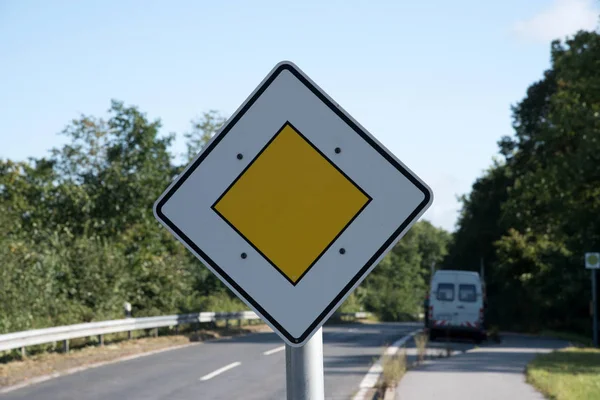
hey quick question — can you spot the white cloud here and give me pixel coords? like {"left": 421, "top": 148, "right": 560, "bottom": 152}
{"left": 512, "top": 0, "right": 599, "bottom": 42}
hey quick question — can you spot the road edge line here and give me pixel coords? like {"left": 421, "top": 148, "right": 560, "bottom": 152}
{"left": 352, "top": 328, "right": 422, "bottom": 400}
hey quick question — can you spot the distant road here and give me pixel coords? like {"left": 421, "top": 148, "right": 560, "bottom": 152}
{"left": 396, "top": 334, "right": 568, "bottom": 400}
{"left": 1, "top": 322, "right": 419, "bottom": 400}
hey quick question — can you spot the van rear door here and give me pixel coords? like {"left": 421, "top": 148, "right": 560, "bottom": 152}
{"left": 455, "top": 280, "right": 482, "bottom": 329}
{"left": 432, "top": 275, "right": 457, "bottom": 327}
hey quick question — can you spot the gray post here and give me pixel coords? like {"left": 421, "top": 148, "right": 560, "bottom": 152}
{"left": 285, "top": 328, "right": 324, "bottom": 400}
{"left": 63, "top": 339, "right": 69, "bottom": 353}
{"left": 21, "top": 346, "right": 26, "bottom": 358}
{"left": 98, "top": 334, "right": 104, "bottom": 346}
{"left": 593, "top": 269, "right": 598, "bottom": 348}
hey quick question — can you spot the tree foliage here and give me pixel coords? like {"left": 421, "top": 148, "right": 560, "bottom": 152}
{"left": 362, "top": 221, "right": 450, "bottom": 321}
{"left": 444, "top": 30, "right": 600, "bottom": 334}
{"left": 183, "top": 110, "right": 226, "bottom": 161}
{"left": 1, "top": 99, "right": 447, "bottom": 333}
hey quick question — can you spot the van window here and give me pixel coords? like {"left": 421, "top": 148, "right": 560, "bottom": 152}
{"left": 436, "top": 283, "right": 454, "bottom": 301}
{"left": 458, "top": 284, "right": 477, "bottom": 302}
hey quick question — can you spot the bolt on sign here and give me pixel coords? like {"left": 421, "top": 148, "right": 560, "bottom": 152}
{"left": 153, "top": 61, "right": 433, "bottom": 346}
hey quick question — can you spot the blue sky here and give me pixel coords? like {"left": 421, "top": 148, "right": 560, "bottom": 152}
{"left": 1, "top": 0, "right": 598, "bottom": 232}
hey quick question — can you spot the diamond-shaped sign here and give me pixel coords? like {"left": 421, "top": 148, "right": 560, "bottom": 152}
{"left": 153, "top": 61, "right": 433, "bottom": 346}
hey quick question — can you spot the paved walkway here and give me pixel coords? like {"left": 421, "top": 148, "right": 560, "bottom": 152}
{"left": 396, "top": 334, "right": 568, "bottom": 400}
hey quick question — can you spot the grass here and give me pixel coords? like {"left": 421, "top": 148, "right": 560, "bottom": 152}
{"left": 414, "top": 332, "right": 428, "bottom": 363}
{"left": 378, "top": 349, "right": 407, "bottom": 394}
{"left": 526, "top": 347, "right": 600, "bottom": 400}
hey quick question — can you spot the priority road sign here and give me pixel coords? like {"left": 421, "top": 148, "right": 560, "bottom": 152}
{"left": 586, "top": 253, "right": 600, "bottom": 269}
{"left": 153, "top": 61, "right": 433, "bottom": 347}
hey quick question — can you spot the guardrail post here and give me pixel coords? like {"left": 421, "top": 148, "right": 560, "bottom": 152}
{"left": 63, "top": 339, "right": 69, "bottom": 353}
{"left": 225, "top": 319, "right": 230, "bottom": 329}
{"left": 154, "top": 328, "right": 159, "bottom": 338}
{"left": 238, "top": 319, "right": 242, "bottom": 327}
{"left": 98, "top": 334, "right": 104, "bottom": 346}
{"left": 175, "top": 325, "right": 179, "bottom": 335}
{"left": 124, "top": 302, "right": 132, "bottom": 340}
{"left": 21, "top": 346, "right": 26, "bottom": 358}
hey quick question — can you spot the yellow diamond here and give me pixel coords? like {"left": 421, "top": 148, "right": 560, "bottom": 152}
{"left": 212, "top": 122, "right": 371, "bottom": 284}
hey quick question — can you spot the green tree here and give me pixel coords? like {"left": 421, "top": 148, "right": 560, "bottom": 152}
{"left": 361, "top": 220, "right": 450, "bottom": 321}
{"left": 446, "top": 29, "right": 600, "bottom": 334}
{"left": 183, "top": 110, "right": 226, "bottom": 161}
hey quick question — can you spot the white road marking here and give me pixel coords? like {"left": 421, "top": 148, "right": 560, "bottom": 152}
{"left": 352, "top": 328, "right": 422, "bottom": 400}
{"left": 199, "top": 362, "right": 242, "bottom": 381}
{"left": 263, "top": 345, "right": 285, "bottom": 355}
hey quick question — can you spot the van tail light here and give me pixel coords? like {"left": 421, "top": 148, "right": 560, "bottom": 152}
{"left": 429, "top": 305, "right": 433, "bottom": 320}
{"left": 479, "top": 307, "right": 484, "bottom": 322}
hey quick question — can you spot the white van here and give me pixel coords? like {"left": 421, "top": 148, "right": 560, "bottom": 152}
{"left": 426, "top": 270, "right": 486, "bottom": 342}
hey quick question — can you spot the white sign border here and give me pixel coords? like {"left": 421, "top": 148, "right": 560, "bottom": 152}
{"left": 153, "top": 61, "right": 433, "bottom": 346}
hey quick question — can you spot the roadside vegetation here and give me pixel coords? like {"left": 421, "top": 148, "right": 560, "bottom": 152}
{"left": 0, "top": 100, "right": 449, "bottom": 341}
{"left": 526, "top": 347, "right": 600, "bottom": 400}
{"left": 442, "top": 30, "right": 600, "bottom": 339}
{"left": 414, "top": 332, "right": 428, "bottom": 363}
{"left": 377, "top": 349, "right": 407, "bottom": 397}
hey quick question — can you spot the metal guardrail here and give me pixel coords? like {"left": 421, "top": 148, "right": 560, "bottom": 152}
{"left": 344, "top": 312, "right": 371, "bottom": 319}
{"left": 0, "top": 311, "right": 259, "bottom": 356}
{"left": 0, "top": 311, "right": 371, "bottom": 356}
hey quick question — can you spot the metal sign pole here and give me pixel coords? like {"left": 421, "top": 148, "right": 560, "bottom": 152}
{"left": 285, "top": 327, "right": 325, "bottom": 400}
{"left": 593, "top": 269, "right": 598, "bottom": 348}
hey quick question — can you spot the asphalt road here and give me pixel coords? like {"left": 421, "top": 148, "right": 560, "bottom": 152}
{"left": 0, "top": 322, "right": 419, "bottom": 400}
{"left": 396, "top": 334, "right": 569, "bottom": 400}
